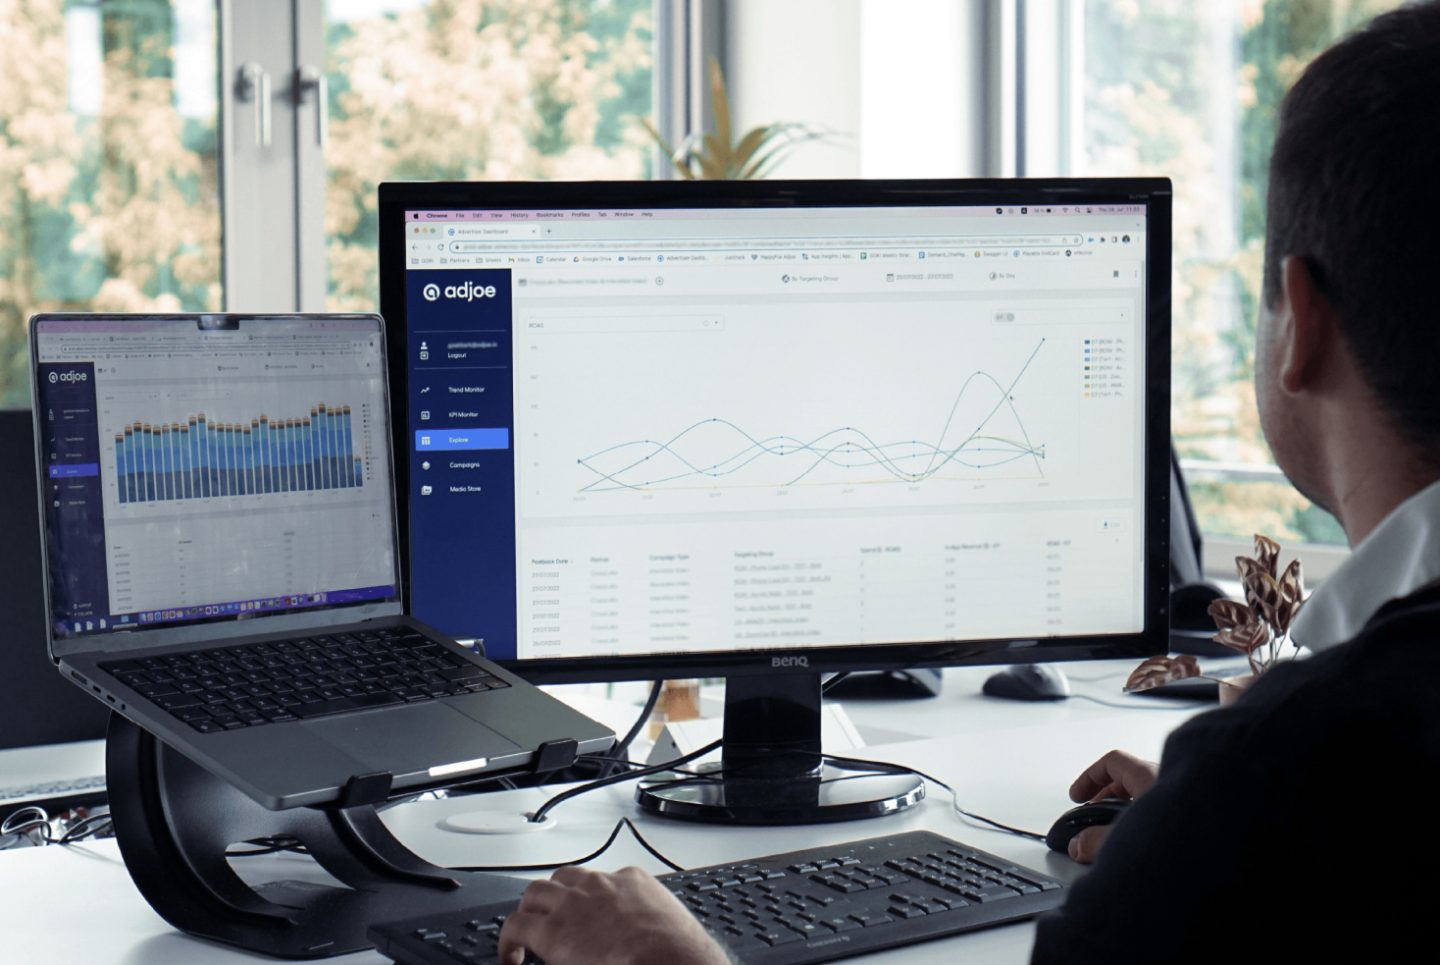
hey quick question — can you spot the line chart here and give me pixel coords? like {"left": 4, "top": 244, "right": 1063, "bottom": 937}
{"left": 577, "top": 339, "right": 1048, "bottom": 493}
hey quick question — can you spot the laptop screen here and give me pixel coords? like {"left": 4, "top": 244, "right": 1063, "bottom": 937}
{"left": 31, "top": 315, "right": 400, "bottom": 644}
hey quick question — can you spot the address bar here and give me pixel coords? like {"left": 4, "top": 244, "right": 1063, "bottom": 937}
{"left": 448, "top": 234, "right": 1085, "bottom": 253}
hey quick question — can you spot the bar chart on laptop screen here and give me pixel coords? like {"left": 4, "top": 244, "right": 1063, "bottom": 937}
{"left": 89, "top": 338, "right": 396, "bottom": 620}
{"left": 113, "top": 404, "right": 363, "bottom": 504}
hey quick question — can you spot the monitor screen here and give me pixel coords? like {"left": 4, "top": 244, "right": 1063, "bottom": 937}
{"left": 30, "top": 315, "right": 400, "bottom": 645}
{"left": 380, "top": 180, "right": 1171, "bottom": 681}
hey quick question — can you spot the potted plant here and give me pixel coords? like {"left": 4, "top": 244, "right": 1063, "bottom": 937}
{"left": 1126, "top": 535, "right": 1306, "bottom": 703}
{"left": 641, "top": 57, "right": 829, "bottom": 180}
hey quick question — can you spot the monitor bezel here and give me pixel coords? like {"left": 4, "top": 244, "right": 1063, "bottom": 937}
{"left": 378, "top": 178, "right": 1172, "bottom": 683}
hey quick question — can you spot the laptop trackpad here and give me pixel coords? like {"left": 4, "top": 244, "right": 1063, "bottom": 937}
{"left": 306, "top": 703, "right": 522, "bottom": 781}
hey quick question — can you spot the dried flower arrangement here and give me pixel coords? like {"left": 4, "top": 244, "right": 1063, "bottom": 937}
{"left": 1126, "top": 535, "right": 1306, "bottom": 693}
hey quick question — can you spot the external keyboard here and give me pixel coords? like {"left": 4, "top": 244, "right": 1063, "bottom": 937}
{"left": 99, "top": 627, "right": 508, "bottom": 733}
{"left": 0, "top": 774, "right": 107, "bottom": 805}
{"left": 369, "top": 829, "right": 1065, "bottom": 964}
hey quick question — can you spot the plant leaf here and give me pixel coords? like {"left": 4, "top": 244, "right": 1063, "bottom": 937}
{"left": 1236, "top": 556, "right": 1281, "bottom": 629}
{"left": 1208, "top": 598, "right": 1255, "bottom": 632}
{"left": 640, "top": 117, "right": 695, "bottom": 178}
{"left": 1274, "top": 558, "right": 1305, "bottom": 633}
{"left": 1124, "top": 654, "right": 1201, "bottom": 692}
{"left": 1213, "top": 619, "right": 1270, "bottom": 656}
{"left": 729, "top": 125, "right": 772, "bottom": 172}
{"left": 696, "top": 135, "right": 726, "bottom": 180}
{"left": 1254, "top": 534, "right": 1280, "bottom": 577}
{"left": 708, "top": 57, "right": 732, "bottom": 159}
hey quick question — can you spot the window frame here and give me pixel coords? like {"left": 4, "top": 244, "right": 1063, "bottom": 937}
{"left": 1007, "top": 0, "right": 1351, "bottom": 579}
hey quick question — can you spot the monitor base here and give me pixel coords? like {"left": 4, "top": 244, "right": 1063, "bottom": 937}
{"left": 636, "top": 763, "right": 924, "bottom": 824}
{"left": 634, "top": 672, "right": 925, "bottom": 825}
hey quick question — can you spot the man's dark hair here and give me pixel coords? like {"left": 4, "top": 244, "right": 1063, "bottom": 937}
{"left": 1264, "top": 0, "right": 1440, "bottom": 458}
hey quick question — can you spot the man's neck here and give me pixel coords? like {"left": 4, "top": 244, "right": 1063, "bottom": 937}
{"left": 1330, "top": 453, "right": 1440, "bottom": 547}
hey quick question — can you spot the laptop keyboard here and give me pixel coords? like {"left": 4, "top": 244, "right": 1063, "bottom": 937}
{"left": 100, "top": 628, "right": 508, "bottom": 733}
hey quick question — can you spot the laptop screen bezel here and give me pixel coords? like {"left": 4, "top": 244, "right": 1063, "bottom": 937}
{"left": 29, "top": 313, "right": 405, "bottom": 662}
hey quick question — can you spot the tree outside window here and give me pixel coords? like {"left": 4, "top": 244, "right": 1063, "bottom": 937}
{"left": 1076, "top": 0, "right": 1401, "bottom": 546}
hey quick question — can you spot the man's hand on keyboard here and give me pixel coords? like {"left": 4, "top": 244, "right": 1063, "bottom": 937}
{"left": 1065, "top": 749, "right": 1159, "bottom": 864}
{"left": 497, "top": 865, "right": 731, "bottom": 965}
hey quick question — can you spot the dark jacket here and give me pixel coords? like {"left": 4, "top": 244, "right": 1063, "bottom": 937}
{"left": 1031, "top": 584, "right": 1440, "bottom": 963}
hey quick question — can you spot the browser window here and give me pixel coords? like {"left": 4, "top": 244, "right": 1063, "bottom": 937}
{"left": 403, "top": 204, "right": 1148, "bottom": 660}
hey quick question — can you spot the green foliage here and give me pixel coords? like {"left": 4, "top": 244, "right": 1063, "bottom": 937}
{"left": 0, "top": 0, "right": 221, "bottom": 407}
{"left": 322, "top": 0, "right": 653, "bottom": 312}
{"left": 641, "top": 57, "right": 824, "bottom": 180}
{"left": 1084, "top": 0, "right": 1400, "bottom": 546}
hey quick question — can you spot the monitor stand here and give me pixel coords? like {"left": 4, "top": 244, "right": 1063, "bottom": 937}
{"left": 634, "top": 673, "right": 925, "bottom": 825}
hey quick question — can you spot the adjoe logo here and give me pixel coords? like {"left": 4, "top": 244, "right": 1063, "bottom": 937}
{"left": 422, "top": 278, "right": 499, "bottom": 303}
{"left": 49, "top": 370, "right": 87, "bottom": 384}
{"left": 442, "top": 280, "right": 498, "bottom": 302}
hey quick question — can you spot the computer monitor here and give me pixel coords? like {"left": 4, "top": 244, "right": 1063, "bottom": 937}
{"left": 0, "top": 409, "right": 111, "bottom": 750}
{"left": 377, "top": 179, "right": 1172, "bottom": 824}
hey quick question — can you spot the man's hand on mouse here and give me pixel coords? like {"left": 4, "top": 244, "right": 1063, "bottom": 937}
{"left": 1065, "top": 749, "right": 1159, "bottom": 863}
{"left": 497, "top": 865, "right": 732, "bottom": 965}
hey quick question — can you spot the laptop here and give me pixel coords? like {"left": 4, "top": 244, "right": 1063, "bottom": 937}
{"left": 29, "top": 313, "right": 613, "bottom": 810}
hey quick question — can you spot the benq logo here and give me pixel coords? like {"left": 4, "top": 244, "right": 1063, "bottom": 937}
{"left": 48, "top": 370, "right": 87, "bottom": 384}
{"left": 422, "top": 283, "right": 440, "bottom": 302}
{"left": 771, "top": 655, "right": 810, "bottom": 669}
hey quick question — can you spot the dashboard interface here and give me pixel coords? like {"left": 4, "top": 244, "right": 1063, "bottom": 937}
{"left": 33, "top": 316, "right": 398, "bottom": 642}
{"left": 400, "top": 202, "right": 1150, "bottom": 661}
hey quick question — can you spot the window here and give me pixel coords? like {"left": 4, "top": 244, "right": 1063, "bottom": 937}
{"left": 1052, "top": 0, "right": 1404, "bottom": 549}
{"left": 0, "top": 0, "right": 663, "bottom": 402}
{"left": 322, "top": 0, "right": 655, "bottom": 311}
{"left": 0, "top": 0, "right": 221, "bottom": 406}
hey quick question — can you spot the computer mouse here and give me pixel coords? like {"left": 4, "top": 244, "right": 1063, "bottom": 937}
{"left": 981, "top": 664, "right": 1071, "bottom": 701}
{"left": 1169, "top": 581, "right": 1236, "bottom": 657}
{"left": 1045, "top": 798, "right": 1131, "bottom": 853}
{"left": 1170, "top": 581, "right": 1225, "bottom": 630}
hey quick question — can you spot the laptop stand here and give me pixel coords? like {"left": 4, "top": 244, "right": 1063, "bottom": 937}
{"left": 105, "top": 713, "right": 556, "bottom": 959}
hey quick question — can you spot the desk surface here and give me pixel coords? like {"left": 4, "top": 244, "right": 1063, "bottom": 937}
{"left": 0, "top": 660, "right": 1224, "bottom": 964}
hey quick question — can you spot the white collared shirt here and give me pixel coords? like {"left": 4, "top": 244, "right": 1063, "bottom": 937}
{"left": 1289, "top": 478, "right": 1440, "bottom": 652}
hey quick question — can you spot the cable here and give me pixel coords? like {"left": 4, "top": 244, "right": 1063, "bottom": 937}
{"left": 1070, "top": 693, "right": 1198, "bottom": 711}
{"left": 821, "top": 671, "right": 852, "bottom": 694}
{"left": 821, "top": 752, "right": 1047, "bottom": 842}
{"left": 529, "top": 739, "right": 722, "bottom": 825}
{"left": 2, "top": 806, "right": 116, "bottom": 848}
{"left": 454, "top": 817, "right": 686, "bottom": 874}
{"left": 226, "top": 835, "right": 310, "bottom": 858}
{"left": 608, "top": 680, "right": 664, "bottom": 773}
{"left": 56, "top": 811, "right": 114, "bottom": 845}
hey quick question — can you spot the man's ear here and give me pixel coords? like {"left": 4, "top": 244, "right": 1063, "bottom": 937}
{"left": 1277, "top": 255, "right": 1336, "bottom": 394}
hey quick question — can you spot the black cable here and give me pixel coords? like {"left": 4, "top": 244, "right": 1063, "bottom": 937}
{"left": 1070, "top": 693, "right": 1197, "bottom": 711}
{"left": 454, "top": 817, "right": 685, "bottom": 873}
{"left": 56, "top": 811, "right": 114, "bottom": 845}
{"left": 821, "top": 751, "right": 1047, "bottom": 842}
{"left": 609, "top": 680, "right": 664, "bottom": 770}
{"left": 226, "top": 835, "right": 310, "bottom": 858}
{"left": 529, "top": 739, "right": 722, "bottom": 825}
{"left": 821, "top": 671, "right": 852, "bottom": 694}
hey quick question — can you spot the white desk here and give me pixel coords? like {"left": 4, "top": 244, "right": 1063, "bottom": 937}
{"left": 0, "top": 661, "right": 1222, "bottom": 964}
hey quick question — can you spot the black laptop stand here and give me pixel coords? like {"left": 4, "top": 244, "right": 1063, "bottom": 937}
{"left": 106, "top": 713, "right": 552, "bottom": 959}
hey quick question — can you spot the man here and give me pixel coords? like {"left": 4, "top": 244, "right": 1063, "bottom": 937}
{"left": 500, "top": 4, "right": 1440, "bottom": 961}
